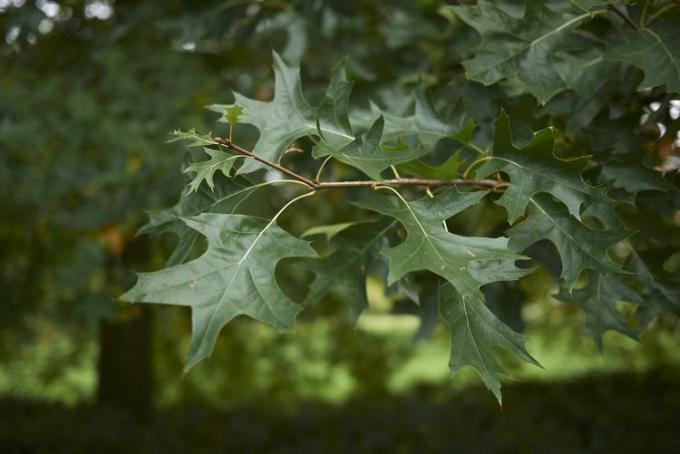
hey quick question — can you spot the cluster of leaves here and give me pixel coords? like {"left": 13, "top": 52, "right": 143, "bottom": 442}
{"left": 124, "top": 0, "right": 680, "bottom": 402}
{"left": 3, "top": 0, "right": 679, "bottom": 403}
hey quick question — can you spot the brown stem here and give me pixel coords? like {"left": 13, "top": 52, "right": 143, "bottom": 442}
{"left": 215, "top": 137, "right": 503, "bottom": 190}
{"left": 607, "top": 4, "right": 639, "bottom": 31}
{"left": 216, "top": 137, "right": 318, "bottom": 188}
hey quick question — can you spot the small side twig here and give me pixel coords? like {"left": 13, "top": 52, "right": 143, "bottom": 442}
{"left": 216, "top": 137, "right": 318, "bottom": 189}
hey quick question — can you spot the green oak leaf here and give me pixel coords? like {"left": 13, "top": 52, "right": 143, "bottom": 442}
{"left": 208, "top": 52, "right": 355, "bottom": 174}
{"left": 122, "top": 213, "right": 316, "bottom": 370}
{"left": 315, "top": 57, "right": 353, "bottom": 141}
{"left": 353, "top": 187, "right": 538, "bottom": 401}
{"left": 167, "top": 129, "right": 218, "bottom": 147}
{"left": 439, "top": 282, "right": 540, "bottom": 404}
{"left": 352, "top": 188, "right": 532, "bottom": 291}
{"left": 607, "top": 15, "right": 680, "bottom": 93}
{"left": 223, "top": 104, "right": 245, "bottom": 127}
{"left": 184, "top": 148, "right": 243, "bottom": 193}
{"left": 374, "top": 83, "right": 475, "bottom": 148}
{"left": 628, "top": 249, "right": 680, "bottom": 327}
{"left": 581, "top": 200, "right": 623, "bottom": 229}
{"left": 138, "top": 178, "right": 274, "bottom": 266}
{"left": 508, "top": 194, "right": 631, "bottom": 289}
{"left": 303, "top": 220, "right": 395, "bottom": 322}
{"left": 452, "top": 0, "right": 610, "bottom": 104}
{"left": 541, "top": 62, "right": 642, "bottom": 134}
{"left": 313, "top": 116, "right": 429, "bottom": 180}
{"left": 597, "top": 152, "right": 675, "bottom": 193}
{"left": 554, "top": 271, "right": 641, "bottom": 349}
{"left": 210, "top": 54, "right": 471, "bottom": 175}
{"left": 585, "top": 112, "right": 644, "bottom": 153}
{"left": 477, "top": 111, "right": 609, "bottom": 223}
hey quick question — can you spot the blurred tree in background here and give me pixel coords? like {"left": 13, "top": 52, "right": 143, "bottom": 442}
{"left": 1, "top": 0, "right": 680, "bottom": 451}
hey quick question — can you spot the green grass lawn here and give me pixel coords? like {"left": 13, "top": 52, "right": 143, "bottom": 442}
{"left": 2, "top": 304, "right": 678, "bottom": 408}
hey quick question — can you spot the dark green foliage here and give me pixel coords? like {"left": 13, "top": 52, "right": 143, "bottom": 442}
{"left": 2, "top": 0, "right": 679, "bottom": 404}
{"left": 119, "top": 1, "right": 680, "bottom": 401}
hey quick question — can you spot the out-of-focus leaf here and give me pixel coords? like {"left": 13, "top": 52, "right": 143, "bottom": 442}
{"left": 628, "top": 249, "right": 680, "bottom": 327}
{"left": 373, "top": 84, "right": 475, "bottom": 148}
{"left": 607, "top": 15, "right": 680, "bottom": 93}
{"left": 597, "top": 153, "right": 675, "bottom": 193}
{"left": 452, "top": 0, "right": 610, "bottom": 103}
{"left": 168, "top": 129, "right": 217, "bottom": 147}
{"left": 223, "top": 105, "right": 245, "bottom": 128}
{"left": 397, "top": 154, "right": 463, "bottom": 179}
{"left": 301, "top": 221, "right": 373, "bottom": 242}
{"left": 555, "top": 271, "right": 640, "bottom": 348}
{"left": 303, "top": 220, "right": 395, "bottom": 321}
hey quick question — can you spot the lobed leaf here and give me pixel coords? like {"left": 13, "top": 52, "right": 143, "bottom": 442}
{"left": 439, "top": 282, "right": 540, "bottom": 404}
{"left": 628, "top": 249, "right": 680, "bottom": 327}
{"left": 607, "top": 15, "right": 680, "bottom": 94}
{"left": 353, "top": 187, "right": 538, "bottom": 401}
{"left": 313, "top": 116, "right": 429, "bottom": 180}
{"left": 208, "top": 52, "right": 355, "bottom": 174}
{"left": 303, "top": 219, "right": 395, "bottom": 322}
{"left": 167, "top": 129, "right": 218, "bottom": 147}
{"left": 477, "top": 111, "right": 610, "bottom": 223}
{"left": 139, "top": 178, "right": 277, "bottom": 266}
{"left": 508, "top": 194, "right": 632, "bottom": 289}
{"left": 123, "top": 213, "right": 316, "bottom": 370}
{"left": 209, "top": 53, "right": 472, "bottom": 176}
{"left": 554, "top": 271, "right": 641, "bottom": 348}
{"left": 183, "top": 148, "right": 243, "bottom": 193}
{"left": 452, "top": 0, "right": 610, "bottom": 104}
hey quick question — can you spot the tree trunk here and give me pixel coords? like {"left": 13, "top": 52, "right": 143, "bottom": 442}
{"left": 96, "top": 306, "right": 153, "bottom": 418}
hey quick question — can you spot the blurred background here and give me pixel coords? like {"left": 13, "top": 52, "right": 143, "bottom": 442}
{"left": 1, "top": 0, "right": 679, "bottom": 452}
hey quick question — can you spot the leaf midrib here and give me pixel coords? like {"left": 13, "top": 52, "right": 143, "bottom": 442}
{"left": 191, "top": 220, "right": 281, "bottom": 350}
